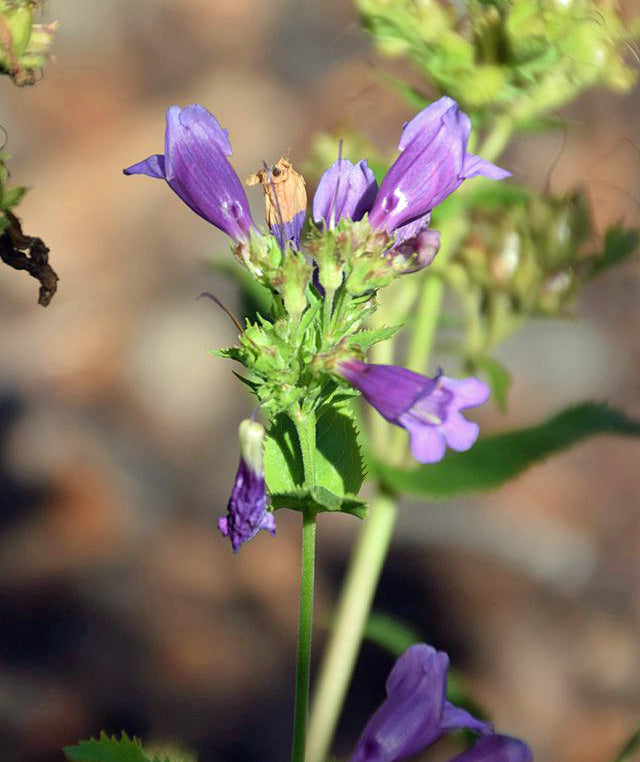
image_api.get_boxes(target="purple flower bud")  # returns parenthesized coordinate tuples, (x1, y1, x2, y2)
(338, 360, 489, 463)
(124, 104, 255, 241)
(350, 644, 492, 762)
(351, 645, 532, 762)
(218, 420, 275, 552)
(392, 228, 441, 274)
(313, 158, 378, 228)
(368, 96, 510, 234)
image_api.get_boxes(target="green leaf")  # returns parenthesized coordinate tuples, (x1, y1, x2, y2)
(264, 407, 364, 499)
(264, 413, 305, 493)
(474, 355, 512, 413)
(1, 184, 26, 210)
(346, 324, 403, 351)
(587, 226, 639, 278)
(374, 402, 640, 498)
(64, 733, 151, 762)
(612, 728, 640, 762)
(315, 405, 364, 496)
(270, 486, 367, 518)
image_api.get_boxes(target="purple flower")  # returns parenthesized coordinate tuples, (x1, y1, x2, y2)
(338, 360, 489, 463)
(350, 644, 533, 762)
(367, 96, 510, 234)
(124, 104, 255, 241)
(218, 420, 275, 552)
(313, 158, 378, 228)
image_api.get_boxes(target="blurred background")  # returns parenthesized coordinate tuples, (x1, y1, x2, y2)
(0, 0, 638, 760)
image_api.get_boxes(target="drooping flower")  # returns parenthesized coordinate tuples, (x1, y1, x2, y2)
(368, 96, 510, 234)
(246, 157, 308, 251)
(350, 644, 533, 762)
(218, 419, 275, 552)
(338, 360, 489, 463)
(313, 158, 378, 229)
(124, 104, 255, 241)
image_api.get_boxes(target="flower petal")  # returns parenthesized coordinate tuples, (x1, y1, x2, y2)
(400, 414, 448, 463)
(449, 734, 533, 762)
(313, 158, 378, 227)
(440, 702, 492, 736)
(350, 645, 449, 762)
(462, 153, 512, 181)
(123, 153, 166, 179)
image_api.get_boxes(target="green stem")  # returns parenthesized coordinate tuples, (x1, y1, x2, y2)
(291, 410, 318, 762)
(306, 493, 397, 762)
(305, 112, 518, 762)
(292, 509, 317, 762)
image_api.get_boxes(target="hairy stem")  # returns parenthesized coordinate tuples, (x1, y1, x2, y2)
(291, 411, 318, 762)
(306, 493, 397, 762)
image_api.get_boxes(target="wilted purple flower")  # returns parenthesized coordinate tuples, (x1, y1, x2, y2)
(339, 360, 489, 463)
(351, 644, 533, 762)
(124, 104, 255, 241)
(218, 419, 275, 552)
(368, 96, 510, 234)
(313, 158, 378, 228)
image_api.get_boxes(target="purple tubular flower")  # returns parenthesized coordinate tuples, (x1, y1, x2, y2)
(350, 645, 532, 762)
(350, 645, 488, 762)
(124, 104, 255, 241)
(368, 96, 510, 234)
(272, 210, 306, 252)
(313, 158, 378, 228)
(218, 420, 275, 552)
(339, 360, 489, 463)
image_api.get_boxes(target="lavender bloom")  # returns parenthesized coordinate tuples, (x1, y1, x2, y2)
(368, 96, 510, 234)
(351, 645, 532, 762)
(339, 360, 489, 463)
(313, 158, 378, 228)
(218, 420, 275, 552)
(124, 104, 255, 241)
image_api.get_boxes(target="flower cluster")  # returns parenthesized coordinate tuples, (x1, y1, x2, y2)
(351, 644, 532, 762)
(124, 96, 508, 550)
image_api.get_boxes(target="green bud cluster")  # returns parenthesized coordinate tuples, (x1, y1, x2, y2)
(218, 219, 403, 418)
(0, 0, 57, 85)
(356, 0, 639, 119)
(447, 189, 600, 358)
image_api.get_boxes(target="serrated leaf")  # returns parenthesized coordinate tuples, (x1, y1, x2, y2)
(346, 324, 403, 351)
(474, 355, 512, 413)
(315, 405, 364, 496)
(270, 486, 367, 518)
(64, 732, 151, 762)
(373, 402, 640, 498)
(264, 414, 304, 493)
(265, 407, 364, 500)
(2, 184, 26, 210)
(587, 226, 639, 278)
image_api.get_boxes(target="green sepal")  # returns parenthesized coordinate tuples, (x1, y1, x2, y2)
(473, 355, 512, 413)
(270, 486, 367, 519)
(373, 402, 640, 498)
(346, 324, 403, 351)
(63, 731, 173, 762)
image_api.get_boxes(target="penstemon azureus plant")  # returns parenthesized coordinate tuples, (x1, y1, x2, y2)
(64, 1, 640, 761)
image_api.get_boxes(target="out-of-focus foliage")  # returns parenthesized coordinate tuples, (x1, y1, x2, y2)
(372, 402, 640, 497)
(0, 0, 57, 85)
(356, 0, 640, 121)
